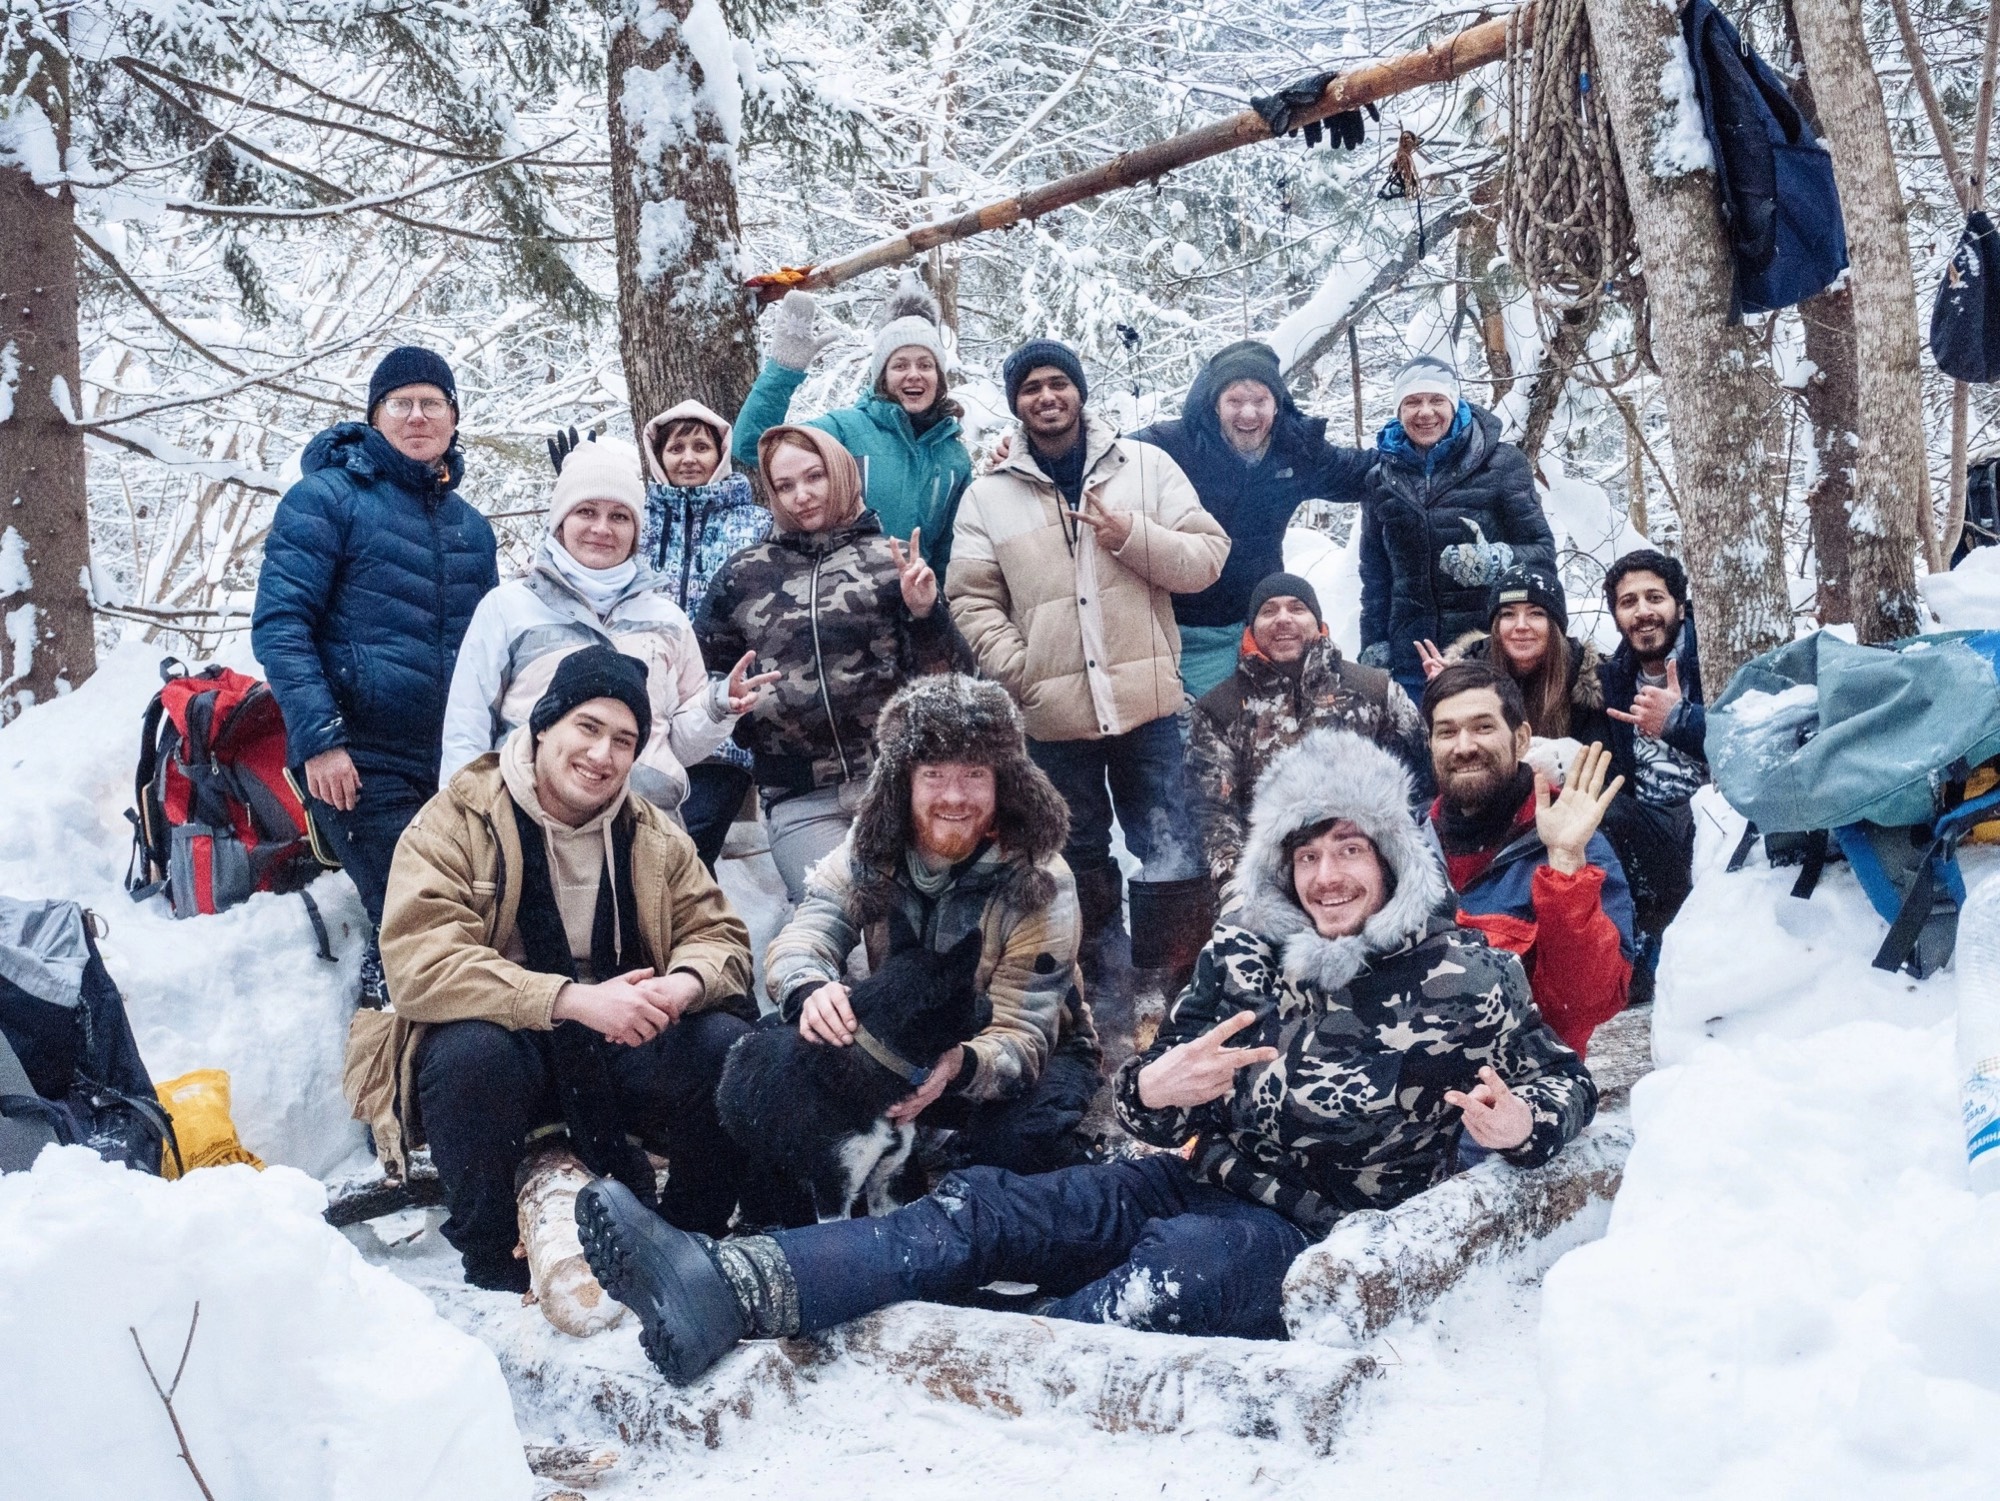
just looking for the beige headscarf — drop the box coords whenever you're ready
[756,425,866,534]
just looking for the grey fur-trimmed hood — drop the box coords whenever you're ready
[1236,728,1449,993]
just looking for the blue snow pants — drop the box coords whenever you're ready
[771,1154,1311,1340]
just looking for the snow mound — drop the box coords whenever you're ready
[1923,547,2000,631]
[1538,790,2000,1499]
[1287,524,1361,658]
[0,1148,530,1500]
[0,639,368,1175]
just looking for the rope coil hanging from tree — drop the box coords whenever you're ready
[1502,0,1646,365]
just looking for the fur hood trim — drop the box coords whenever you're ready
[1237,729,1449,992]
[1444,630,1606,711]
[847,674,1069,922]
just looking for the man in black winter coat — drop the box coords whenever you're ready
[1358,356,1556,700]
[1130,340,1375,698]
[252,347,499,1003]
[1597,549,1708,1000]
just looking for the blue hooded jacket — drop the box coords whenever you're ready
[252,422,498,776]
[1131,339,1374,630]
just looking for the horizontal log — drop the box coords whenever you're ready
[750,6,1532,299]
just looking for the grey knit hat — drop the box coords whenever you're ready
[869,272,949,389]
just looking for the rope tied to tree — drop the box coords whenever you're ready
[1502,0,1644,354]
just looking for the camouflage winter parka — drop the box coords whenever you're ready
[1115,727,1596,1237]
[694,511,972,800]
[1188,631,1428,886]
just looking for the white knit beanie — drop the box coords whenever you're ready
[869,272,949,389]
[548,437,646,535]
[1391,355,1461,408]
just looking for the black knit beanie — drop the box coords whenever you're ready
[1488,564,1568,634]
[1602,549,1689,611]
[529,645,652,748]
[1246,571,1322,627]
[1203,340,1287,407]
[1003,340,1089,411]
[367,346,459,419]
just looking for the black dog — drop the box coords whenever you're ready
[717,918,990,1223]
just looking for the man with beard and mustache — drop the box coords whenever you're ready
[764,675,1100,1177]
[1598,550,1709,1002]
[1422,661,1635,1057]
[1189,572,1428,894]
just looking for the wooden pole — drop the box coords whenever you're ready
[748,8,1532,300]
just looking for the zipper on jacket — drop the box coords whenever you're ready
[680,496,706,608]
[807,551,853,782]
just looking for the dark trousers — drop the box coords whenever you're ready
[1601,794,1696,938]
[772,1154,1310,1340]
[1029,715,1196,876]
[681,762,753,873]
[309,765,433,929]
[417,1010,750,1291]
[924,1040,1103,1175]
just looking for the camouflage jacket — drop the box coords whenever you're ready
[765,837,1098,1102]
[1187,634,1429,884]
[1112,915,1596,1237]
[694,512,972,798]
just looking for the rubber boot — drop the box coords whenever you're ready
[1072,863,1126,990]
[576,1179,746,1385]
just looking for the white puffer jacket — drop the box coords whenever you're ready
[440,535,737,811]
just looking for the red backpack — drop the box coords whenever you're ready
[125,661,333,950]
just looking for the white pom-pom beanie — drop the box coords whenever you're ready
[869,272,949,388]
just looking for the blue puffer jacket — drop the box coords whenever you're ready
[1358,403,1555,687]
[252,423,498,775]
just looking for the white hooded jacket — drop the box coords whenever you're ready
[440,533,737,812]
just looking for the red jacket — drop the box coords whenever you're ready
[1429,795,1635,1055]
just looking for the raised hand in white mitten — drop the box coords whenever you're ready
[766,290,843,371]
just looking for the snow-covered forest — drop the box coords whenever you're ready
[6,0,2000,1495]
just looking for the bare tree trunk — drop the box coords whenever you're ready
[1582,0,1793,685]
[1788,0,1927,638]
[1,26,96,722]
[608,0,760,431]
[1795,286,1860,627]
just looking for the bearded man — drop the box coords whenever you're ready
[763,674,1100,1176]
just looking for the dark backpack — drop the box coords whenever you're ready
[1957,455,2000,568]
[1932,211,2000,385]
[0,898,178,1175]
[1681,0,1848,318]
[126,660,332,932]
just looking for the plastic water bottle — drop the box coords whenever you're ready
[1958,872,2000,1194]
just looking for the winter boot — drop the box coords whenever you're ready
[1072,863,1126,989]
[576,1179,754,1384]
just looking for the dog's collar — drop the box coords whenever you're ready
[851,1022,930,1087]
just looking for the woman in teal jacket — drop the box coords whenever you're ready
[732,275,973,583]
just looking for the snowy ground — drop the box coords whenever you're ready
[6,620,2000,1497]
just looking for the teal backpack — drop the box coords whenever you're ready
[1708,630,2000,977]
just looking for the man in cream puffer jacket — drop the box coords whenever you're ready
[946,340,1229,967]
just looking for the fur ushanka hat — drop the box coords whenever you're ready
[846,675,1070,923]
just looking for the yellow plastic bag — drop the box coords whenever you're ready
[1965,765,2000,845]
[154,1069,265,1178]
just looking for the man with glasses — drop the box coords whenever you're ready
[254,346,499,1006]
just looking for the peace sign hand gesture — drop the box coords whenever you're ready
[724,651,781,716]
[1445,1065,1535,1151]
[1071,491,1135,552]
[1606,659,1682,739]
[1136,1010,1281,1111]
[889,529,939,618]
[1416,639,1450,680]
[1535,740,1624,875]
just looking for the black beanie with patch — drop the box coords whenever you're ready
[1487,564,1568,634]
[1245,571,1322,627]
[529,645,652,748]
